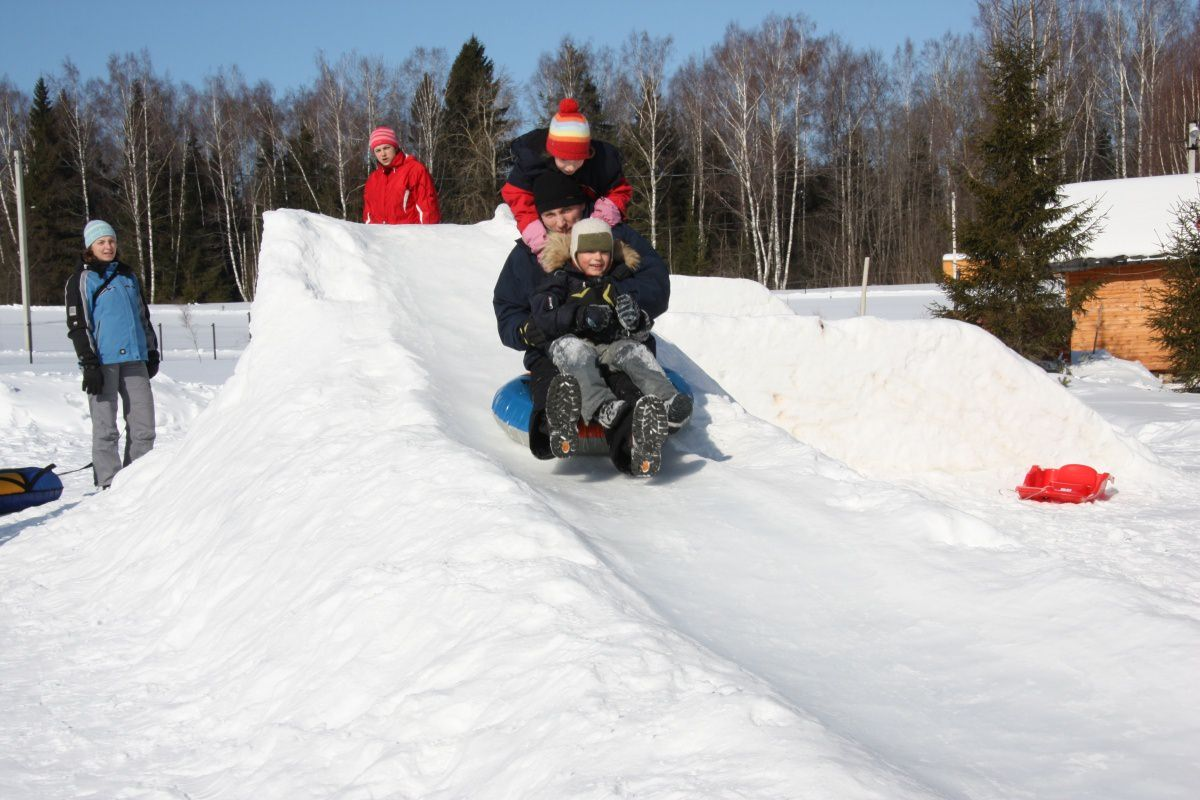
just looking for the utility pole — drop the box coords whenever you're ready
[15,150,32,363]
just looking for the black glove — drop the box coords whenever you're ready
[82,363,104,395]
[147,350,160,379]
[575,304,613,334]
[519,318,549,348]
[627,310,654,342]
[614,293,641,332]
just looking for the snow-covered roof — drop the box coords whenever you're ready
[1058,173,1200,263]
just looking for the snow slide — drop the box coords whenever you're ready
[1,209,1197,799]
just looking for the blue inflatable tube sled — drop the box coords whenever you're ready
[492,370,692,455]
[0,464,64,515]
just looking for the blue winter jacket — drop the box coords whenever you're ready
[65,260,157,365]
[493,222,670,371]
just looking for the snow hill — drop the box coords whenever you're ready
[2,208,1199,799]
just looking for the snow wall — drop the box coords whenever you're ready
[660,275,1165,492]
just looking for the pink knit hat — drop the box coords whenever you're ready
[369,126,400,151]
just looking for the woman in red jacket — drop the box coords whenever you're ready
[362,126,441,224]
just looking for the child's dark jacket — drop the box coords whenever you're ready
[500,128,632,233]
[529,233,642,345]
[493,223,669,372]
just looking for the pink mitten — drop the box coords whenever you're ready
[591,196,623,226]
[521,219,549,253]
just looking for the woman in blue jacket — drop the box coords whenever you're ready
[65,220,159,489]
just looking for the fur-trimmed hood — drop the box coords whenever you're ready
[540,231,641,274]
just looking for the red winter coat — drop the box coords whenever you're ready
[362,152,441,224]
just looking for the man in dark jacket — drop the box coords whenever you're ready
[493,171,671,475]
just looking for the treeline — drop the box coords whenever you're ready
[1,0,1197,305]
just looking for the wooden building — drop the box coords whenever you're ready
[943,174,1200,372]
[1056,174,1199,372]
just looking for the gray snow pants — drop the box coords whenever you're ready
[548,335,677,422]
[89,361,156,488]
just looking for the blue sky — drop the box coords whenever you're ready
[5,0,976,101]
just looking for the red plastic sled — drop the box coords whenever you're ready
[1016,464,1111,503]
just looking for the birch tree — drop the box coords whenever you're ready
[107,52,178,300]
[0,81,27,297]
[55,61,101,221]
[311,52,363,220]
[197,71,255,300]
[700,16,818,288]
[614,32,674,248]
[401,48,449,174]
[529,37,614,131]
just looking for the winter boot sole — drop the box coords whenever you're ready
[546,375,582,458]
[629,395,669,477]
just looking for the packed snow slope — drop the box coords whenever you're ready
[2,209,1198,799]
[662,279,1165,491]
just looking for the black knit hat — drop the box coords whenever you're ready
[532,170,586,215]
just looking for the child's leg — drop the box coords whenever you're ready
[549,335,617,421]
[598,340,677,400]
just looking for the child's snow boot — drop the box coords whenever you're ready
[594,398,628,430]
[629,395,669,477]
[545,374,582,458]
[665,393,693,431]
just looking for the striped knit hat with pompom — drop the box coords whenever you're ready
[545,98,591,161]
[369,126,400,151]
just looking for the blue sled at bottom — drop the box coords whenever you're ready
[0,465,65,515]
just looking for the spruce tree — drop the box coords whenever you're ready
[284,124,334,215]
[934,13,1094,364]
[1149,200,1200,389]
[24,77,79,304]
[174,135,237,302]
[439,36,509,222]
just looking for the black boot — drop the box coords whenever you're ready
[545,374,582,458]
[629,395,669,477]
[665,393,693,431]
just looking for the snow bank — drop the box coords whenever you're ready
[669,274,793,316]
[657,298,1165,491]
[0,211,934,799]
[3,212,1198,800]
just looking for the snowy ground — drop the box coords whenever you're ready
[2,208,1198,799]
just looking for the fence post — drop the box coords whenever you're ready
[158,322,163,360]
[212,323,217,360]
[15,150,32,363]
[858,257,871,317]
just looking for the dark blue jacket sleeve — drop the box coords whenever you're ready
[529,272,580,341]
[612,224,670,319]
[493,243,541,352]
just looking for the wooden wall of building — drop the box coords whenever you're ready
[1067,263,1170,371]
[939,257,1172,372]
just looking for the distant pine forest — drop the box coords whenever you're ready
[1,0,1196,304]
